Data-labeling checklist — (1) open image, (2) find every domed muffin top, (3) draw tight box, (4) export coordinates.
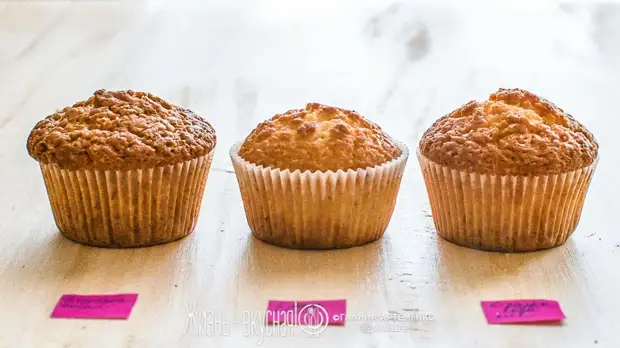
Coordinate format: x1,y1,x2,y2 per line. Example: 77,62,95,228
238,103,402,172
419,88,598,175
27,90,216,170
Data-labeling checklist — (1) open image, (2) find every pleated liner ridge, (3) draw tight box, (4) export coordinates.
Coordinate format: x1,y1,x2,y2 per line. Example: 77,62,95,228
39,151,214,248
417,150,597,252
230,142,409,250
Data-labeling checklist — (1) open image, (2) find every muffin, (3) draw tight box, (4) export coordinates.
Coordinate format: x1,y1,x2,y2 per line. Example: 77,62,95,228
418,88,598,252
230,103,408,249
27,89,216,248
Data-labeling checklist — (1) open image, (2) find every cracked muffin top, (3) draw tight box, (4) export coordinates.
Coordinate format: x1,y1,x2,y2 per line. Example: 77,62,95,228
419,88,598,175
27,90,216,170
238,103,402,172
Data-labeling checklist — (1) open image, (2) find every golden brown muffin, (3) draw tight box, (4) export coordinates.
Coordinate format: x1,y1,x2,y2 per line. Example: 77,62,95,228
28,90,216,248
27,89,216,170
231,103,409,249
419,88,598,175
238,103,401,172
417,88,598,252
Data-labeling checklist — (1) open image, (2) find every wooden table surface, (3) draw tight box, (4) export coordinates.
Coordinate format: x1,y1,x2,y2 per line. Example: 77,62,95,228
1,1,619,347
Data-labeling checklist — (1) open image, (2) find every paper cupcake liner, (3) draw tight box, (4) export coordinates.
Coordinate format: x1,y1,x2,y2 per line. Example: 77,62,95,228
230,143,409,249
40,151,214,248
417,150,597,252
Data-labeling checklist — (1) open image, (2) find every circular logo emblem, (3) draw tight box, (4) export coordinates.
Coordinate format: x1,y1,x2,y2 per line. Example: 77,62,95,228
297,304,329,335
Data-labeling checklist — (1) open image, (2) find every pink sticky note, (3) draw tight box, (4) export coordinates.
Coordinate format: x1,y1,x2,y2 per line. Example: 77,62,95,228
481,299,565,324
51,294,138,319
266,300,346,326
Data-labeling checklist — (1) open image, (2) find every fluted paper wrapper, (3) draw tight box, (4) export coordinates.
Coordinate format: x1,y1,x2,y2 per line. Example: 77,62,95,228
230,143,409,249
417,150,597,252
39,152,213,248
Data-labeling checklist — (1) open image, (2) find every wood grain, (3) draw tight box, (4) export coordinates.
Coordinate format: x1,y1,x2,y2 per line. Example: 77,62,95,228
0,1,619,347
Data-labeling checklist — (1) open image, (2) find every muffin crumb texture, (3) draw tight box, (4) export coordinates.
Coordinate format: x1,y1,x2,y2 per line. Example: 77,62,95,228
239,103,401,172
27,90,216,170
419,88,598,175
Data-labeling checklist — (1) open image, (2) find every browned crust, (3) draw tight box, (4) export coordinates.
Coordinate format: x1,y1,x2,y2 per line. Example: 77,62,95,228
238,103,401,172
27,90,216,170
419,88,598,175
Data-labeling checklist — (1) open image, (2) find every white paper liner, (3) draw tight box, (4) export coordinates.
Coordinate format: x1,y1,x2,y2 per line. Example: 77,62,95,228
417,149,597,252
230,142,409,249
39,151,214,248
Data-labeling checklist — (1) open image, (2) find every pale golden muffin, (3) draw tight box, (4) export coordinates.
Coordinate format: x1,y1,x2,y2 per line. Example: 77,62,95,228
238,103,402,171
231,103,409,249
27,90,216,248
418,88,598,252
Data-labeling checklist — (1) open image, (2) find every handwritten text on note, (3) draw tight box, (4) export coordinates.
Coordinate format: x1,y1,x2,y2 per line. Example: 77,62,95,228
481,299,565,324
51,294,138,319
